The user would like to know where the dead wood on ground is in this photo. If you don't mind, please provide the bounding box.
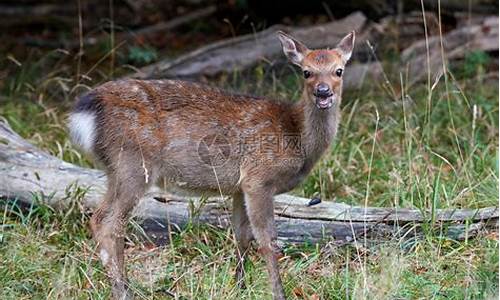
[0,120,497,246]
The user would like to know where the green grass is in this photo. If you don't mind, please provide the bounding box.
[1,201,498,299]
[0,46,498,299]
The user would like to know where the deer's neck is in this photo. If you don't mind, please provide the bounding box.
[295,92,340,170]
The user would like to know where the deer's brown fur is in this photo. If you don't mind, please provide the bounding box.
[68,30,355,300]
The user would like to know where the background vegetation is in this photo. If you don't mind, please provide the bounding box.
[0,1,498,299]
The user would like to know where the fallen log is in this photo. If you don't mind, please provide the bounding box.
[401,15,499,86]
[130,11,382,90]
[244,0,498,20]
[419,0,498,15]
[19,5,218,49]
[0,3,75,17]
[0,3,75,27]
[131,12,498,91]
[1,120,497,245]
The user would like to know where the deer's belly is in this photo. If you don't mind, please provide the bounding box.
[274,170,308,195]
[156,156,241,195]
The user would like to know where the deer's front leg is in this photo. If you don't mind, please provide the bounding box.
[242,183,285,300]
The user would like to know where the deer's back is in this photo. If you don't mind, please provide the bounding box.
[69,79,304,194]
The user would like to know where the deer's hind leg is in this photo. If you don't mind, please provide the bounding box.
[232,192,254,288]
[91,153,154,299]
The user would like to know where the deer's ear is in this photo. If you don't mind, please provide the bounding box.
[277,31,309,66]
[336,31,355,62]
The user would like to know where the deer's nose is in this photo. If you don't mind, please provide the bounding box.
[315,83,331,97]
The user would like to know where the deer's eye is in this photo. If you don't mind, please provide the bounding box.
[335,68,343,77]
[303,70,312,79]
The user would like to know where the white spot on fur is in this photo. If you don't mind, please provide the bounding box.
[142,160,149,184]
[68,112,96,153]
[237,166,246,187]
[99,249,109,265]
[131,85,140,92]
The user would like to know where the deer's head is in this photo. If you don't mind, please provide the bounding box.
[278,31,355,110]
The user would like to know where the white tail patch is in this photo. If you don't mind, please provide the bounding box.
[68,112,96,153]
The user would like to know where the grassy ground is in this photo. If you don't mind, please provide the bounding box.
[0,45,498,299]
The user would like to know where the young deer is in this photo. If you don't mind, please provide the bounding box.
[68,30,355,300]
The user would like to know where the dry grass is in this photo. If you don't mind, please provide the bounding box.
[0,5,498,298]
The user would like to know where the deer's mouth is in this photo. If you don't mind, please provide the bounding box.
[314,94,334,109]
